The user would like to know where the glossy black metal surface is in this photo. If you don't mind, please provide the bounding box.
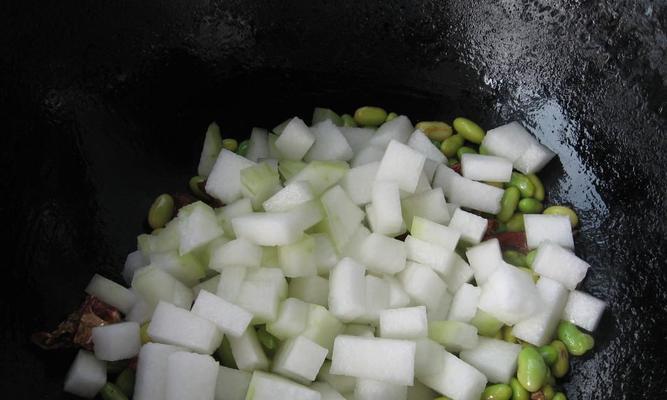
[2,0,665,398]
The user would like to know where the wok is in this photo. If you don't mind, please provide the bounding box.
[1,0,665,398]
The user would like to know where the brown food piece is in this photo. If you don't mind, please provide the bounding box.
[484,231,529,253]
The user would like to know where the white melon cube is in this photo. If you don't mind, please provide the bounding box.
[228,327,269,371]
[459,337,522,383]
[178,202,224,255]
[418,351,487,400]
[263,181,314,212]
[131,265,194,310]
[191,290,253,338]
[379,306,428,339]
[245,371,321,400]
[360,233,407,274]
[285,199,325,231]
[340,161,380,205]
[318,360,357,394]
[289,275,329,307]
[85,274,136,314]
[366,204,406,238]
[428,320,478,352]
[514,141,556,174]
[149,250,205,286]
[275,117,315,160]
[358,275,391,324]
[123,250,148,285]
[404,235,454,275]
[149,302,222,354]
[448,208,489,245]
[478,265,543,325]
[328,258,367,322]
[409,216,460,251]
[246,267,288,300]
[305,120,354,161]
[279,234,317,277]
[216,198,253,238]
[165,352,218,400]
[461,154,513,182]
[63,350,106,399]
[287,160,349,196]
[481,122,535,162]
[371,180,404,236]
[376,140,426,193]
[524,214,574,249]
[401,187,451,226]
[398,262,449,311]
[91,321,140,361]
[216,366,251,400]
[313,233,340,275]
[354,379,407,400]
[198,122,222,177]
[532,242,590,290]
[447,283,481,323]
[330,335,416,385]
[512,277,568,345]
[302,304,344,355]
[352,145,386,167]
[311,382,346,400]
[340,127,374,154]
[344,324,376,337]
[236,280,281,323]
[209,237,262,271]
[440,253,474,292]
[245,127,269,162]
[465,239,503,285]
[266,298,309,340]
[137,220,180,255]
[414,338,446,379]
[369,116,413,149]
[562,290,606,332]
[232,212,303,246]
[426,290,454,321]
[318,185,365,251]
[206,149,257,203]
[340,225,371,262]
[408,129,446,164]
[126,298,151,324]
[384,275,411,308]
[134,343,184,400]
[432,164,503,214]
[216,266,247,302]
[273,335,328,383]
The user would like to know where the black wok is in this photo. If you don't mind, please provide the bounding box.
[1,0,666,398]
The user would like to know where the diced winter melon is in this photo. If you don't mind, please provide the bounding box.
[126,298,151,324]
[268,133,280,158]
[134,343,184,400]
[410,216,460,251]
[232,212,303,246]
[340,161,380,205]
[245,371,321,400]
[302,304,345,355]
[532,241,590,290]
[278,234,317,277]
[412,171,432,195]
[418,351,487,400]
[246,127,269,162]
[311,382,346,400]
[191,290,253,338]
[246,268,287,299]
[131,265,194,310]
[274,117,316,160]
[285,199,325,231]
[376,140,427,193]
[318,360,357,394]
[401,187,450,227]
[263,181,314,212]
[514,140,556,174]
[278,159,307,181]
[447,283,481,323]
[352,145,385,167]
[512,277,568,346]
[460,154,513,182]
[305,120,354,162]
[216,366,251,400]
[360,233,407,274]
[236,280,281,323]
[266,298,309,340]
[371,180,404,235]
[481,121,535,163]
[137,220,180,255]
[449,208,489,245]
[216,198,253,238]
[459,337,522,383]
[92,321,140,361]
[440,253,474,292]
[357,275,391,324]
[426,290,453,321]
[469,309,504,337]
[408,129,446,164]
[316,185,365,251]
[288,160,349,196]
[289,275,329,306]
[369,116,413,149]
[209,237,262,271]
[428,320,478,352]
[404,235,454,275]
[379,306,428,339]
[272,335,328,383]
[432,164,503,214]
[562,290,606,332]
[313,233,340,275]
[465,239,503,285]
[165,352,219,400]
[312,107,343,126]
[413,338,446,379]
[216,266,247,302]
[344,324,375,337]
[330,335,416,385]
[524,214,574,249]
[398,262,449,311]
[198,122,223,178]
[227,327,269,371]
[123,250,148,285]
[85,274,136,314]
[240,162,281,209]
[178,202,224,255]
[422,159,438,182]
[206,149,257,204]
[340,224,371,262]
[384,275,411,308]
[63,350,106,399]
[340,127,374,154]
[149,251,206,286]
[328,258,367,322]
[273,118,291,135]
[478,265,543,325]
[354,379,407,400]
[148,301,223,354]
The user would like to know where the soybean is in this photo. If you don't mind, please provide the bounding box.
[189,176,208,200]
[506,213,525,232]
[386,112,398,122]
[115,368,135,397]
[525,249,538,268]
[498,187,521,222]
[416,121,453,141]
[140,321,151,345]
[553,393,567,400]
[502,325,519,344]
[456,146,477,159]
[434,397,453,400]
[526,173,545,201]
[354,106,387,127]
[341,113,358,127]
[543,205,579,228]
[481,383,512,400]
[479,144,491,155]
[550,340,570,378]
[517,346,547,392]
[148,194,174,230]
[510,377,529,400]
[440,134,465,157]
[504,250,527,267]
[518,198,544,214]
[447,158,460,167]
[221,138,238,152]
[431,139,442,149]
[557,321,594,356]
[508,172,536,198]
[453,117,486,144]
[538,344,558,366]
[237,139,250,156]
[541,384,556,400]
[100,383,129,400]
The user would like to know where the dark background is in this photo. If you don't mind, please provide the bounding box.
[1,0,665,398]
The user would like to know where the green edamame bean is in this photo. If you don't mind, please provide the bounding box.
[354,106,387,126]
[431,139,442,149]
[494,330,504,340]
[386,112,398,122]
[506,213,525,232]
[518,198,544,214]
[510,378,529,400]
[482,383,512,400]
[447,158,460,167]
[538,344,558,366]
[550,340,569,378]
[544,367,556,386]
[543,205,579,228]
[237,139,249,156]
[440,134,465,157]
[189,176,208,200]
[525,249,538,268]
[503,325,519,344]
[100,382,129,400]
[498,187,521,222]
[503,250,527,267]
[453,117,485,144]
[148,194,174,230]
[222,138,238,152]
[106,360,129,374]
[140,321,151,344]
[517,346,547,392]
[434,397,453,400]
[557,321,594,356]
[115,368,135,397]
[257,326,279,354]
[456,146,477,160]
[541,384,555,400]
[526,174,545,201]
[553,392,567,400]
[508,172,535,198]
[479,144,491,155]
[341,113,358,127]
[416,121,453,141]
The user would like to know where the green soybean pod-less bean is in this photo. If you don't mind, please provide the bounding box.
[543,205,579,227]
[440,134,465,158]
[341,114,358,127]
[354,106,388,127]
[453,117,486,144]
[221,138,238,152]
[148,194,174,230]
[456,146,477,159]
[558,321,594,356]
[498,187,521,222]
[237,139,250,156]
[189,176,208,200]
[417,121,454,141]
[518,198,544,214]
[538,344,558,366]
[506,213,525,232]
[385,112,398,122]
[525,249,538,268]
[100,383,129,400]
[503,250,527,268]
[510,377,529,400]
[481,383,512,400]
[526,173,545,201]
[517,346,547,392]
[550,340,570,378]
[115,368,135,397]
[508,172,535,198]
[553,392,568,400]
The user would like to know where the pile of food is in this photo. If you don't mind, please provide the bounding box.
[37,106,606,400]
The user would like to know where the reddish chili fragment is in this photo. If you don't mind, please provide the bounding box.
[485,231,529,253]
